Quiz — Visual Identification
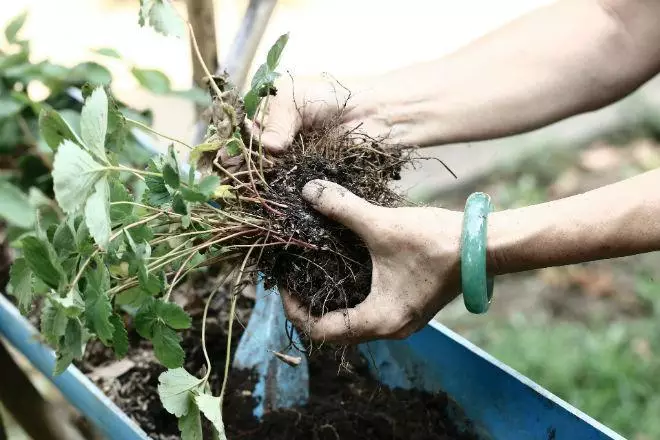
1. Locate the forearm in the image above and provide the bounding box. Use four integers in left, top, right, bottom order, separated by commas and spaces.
486, 169, 660, 275
349, 0, 660, 147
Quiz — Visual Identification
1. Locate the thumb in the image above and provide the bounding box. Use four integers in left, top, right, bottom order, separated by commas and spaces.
301, 180, 380, 239
259, 110, 299, 155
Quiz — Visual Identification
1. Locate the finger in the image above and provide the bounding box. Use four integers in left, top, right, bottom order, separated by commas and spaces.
282, 290, 384, 344
301, 179, 381, 239
259, 102, 300, 155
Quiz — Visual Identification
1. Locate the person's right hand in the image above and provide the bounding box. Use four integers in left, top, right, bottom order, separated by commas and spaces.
256, 74, 393, 154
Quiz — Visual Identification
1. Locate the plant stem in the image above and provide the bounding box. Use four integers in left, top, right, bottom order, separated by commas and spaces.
201, 271, 233, 382
219, 240, 260, 404
126, 118, 192, 150
102, 166, 161, 178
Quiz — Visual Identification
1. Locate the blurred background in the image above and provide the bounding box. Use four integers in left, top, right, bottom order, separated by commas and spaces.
2, 0, 660, 439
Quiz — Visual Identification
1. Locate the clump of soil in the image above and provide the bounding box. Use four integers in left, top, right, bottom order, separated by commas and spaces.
78, 275, 479, 440
202, 75, 417, 316
255, 125, 412, 314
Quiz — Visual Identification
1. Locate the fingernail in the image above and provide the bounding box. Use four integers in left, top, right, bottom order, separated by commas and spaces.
301, 180, 325, 203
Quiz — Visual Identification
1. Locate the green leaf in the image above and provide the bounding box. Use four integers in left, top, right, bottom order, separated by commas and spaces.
84, 177, 111, 249
53, 220, 76, 256
163, 164, 180, 189
156, 301, 191, 329
52, 140, 106, 214
93, 47, 122, 59
110, 314, 129, 357
134, 297, 157, 338
266, 33, 289, 71
148, 0, 186, 38
5, 10, 28, 44
41, 299, 68, 346
54, 350, 74, 376
225, 138, 242, 157
195, 393, 227, 439
64, 318, 84, 360
179, 398, 203, 440
172, 194, 187, 215
180, 187, 206, 203
243, 88, 259, 120
198, 175, 220, 198
39, 108, 83, 151
0, 180, 35, 228
131, 67, 172, 94
138, 0, 153, 26
70, 62, 112, 86
8, 258, 34, 313
144, 160, 171, 207
189, 142, 219, 167
51, 289, 85, 317
171, 87, 211, 106
21, 236, 64, 289
0, 96, 25, 119
153, 321, 184, 368
80, 86, 108, 161
157, 368, 202, 417
84, 263, 114, 344
109, 181, 133, 223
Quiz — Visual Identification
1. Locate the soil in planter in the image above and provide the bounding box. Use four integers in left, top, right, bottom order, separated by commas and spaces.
77, 275, 479, 440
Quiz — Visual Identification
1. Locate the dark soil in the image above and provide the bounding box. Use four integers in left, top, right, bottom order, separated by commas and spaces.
78, 275, 478, 440
252, 125, 414, 315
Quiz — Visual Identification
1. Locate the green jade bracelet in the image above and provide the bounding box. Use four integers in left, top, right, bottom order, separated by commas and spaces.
460, 192, 495, 314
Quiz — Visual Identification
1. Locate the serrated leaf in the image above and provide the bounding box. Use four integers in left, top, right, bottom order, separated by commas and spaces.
132, 67, 172, 94
157, 368, 202, 417
85, 177, 111, 249
172, 194, 187, 215
93, 47, 122, 58
198, 175, 219, 198
8, 258, 34, 313
180, 187, 206, 203
39, 108, 83, 151
52, 140, 106, 214
80, 86, 108, 161
144, 160, 171, 207
135, 297, 157, 338
0, 180, 35, 228
41, 299, 68, 346
51, 289, 84, 317
115, 286, 151, 308
163, 164, 180, 188
110, 180, 133, 223
196, 393, 227, 439
156, 301, 191, 329
5, 10, 28, 43
110, 314, 129, 357
153, 321, 184, 368
266, 33, 289, 71
84, 264, 114, 344
64, 318, 84, 359
189, 142, 219, 165
52, 220, 76, 256
54, 350, 74, 376
21, 236, 64, 289
225, 138, 242, 157
149, 0, 186, 38
179, 397, 203, 440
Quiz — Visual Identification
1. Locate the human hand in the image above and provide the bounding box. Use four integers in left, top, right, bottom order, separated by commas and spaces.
281, 179, 464, 344
255, 74, 397, 154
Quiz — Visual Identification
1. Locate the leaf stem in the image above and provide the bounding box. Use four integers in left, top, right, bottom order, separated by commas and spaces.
219, 240, 260, 403
126, 118, 192, 150
201, 271, 233, 382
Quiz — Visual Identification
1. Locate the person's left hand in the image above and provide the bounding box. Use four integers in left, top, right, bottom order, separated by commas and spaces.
281, 179, 464, 344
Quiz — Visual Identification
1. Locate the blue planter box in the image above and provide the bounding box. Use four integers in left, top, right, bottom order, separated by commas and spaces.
0, 292, 624, 440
